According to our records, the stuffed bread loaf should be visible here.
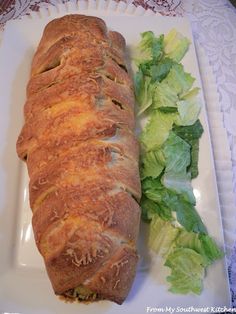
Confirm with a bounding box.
[16,14,141,304]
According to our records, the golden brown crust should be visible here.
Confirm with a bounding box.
[16,14,141,305]
[85,246,139,305]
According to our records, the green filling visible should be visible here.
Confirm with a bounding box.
[64,285,98,301]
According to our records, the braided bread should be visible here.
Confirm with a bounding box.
[16,14,141,304]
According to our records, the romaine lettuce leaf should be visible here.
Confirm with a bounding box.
[134,71,155,115]
[198,233,224,264]
[164,29,190,63]
[153,82,179,109]
[141,177,178,205]
[172,120,204,178]
[150,57,174,83]
[188,139,200,178]
[181,86,200,100]
[176,93,202,126]
[164,234,223,294]
[163,131,190,173]
[135,32,153,64]
[172,119,204,142]
[136,31,164,65]
[152,64,195,111]
[161,132,195,203]
[140,111,178,151]
[162,171,195,204]
[134,28,223,296]
[149,214,179,256]
[148,214,222,266]
[142,177,206,233]
[162,63,195,96]
[137,58,174,84]
[151,34,165,63]
[176,231,224,266]
[141,149,165,179]
[141,196,172,222]
[174,198,207,234]
[148,215,223,294]
[165,248,205,294]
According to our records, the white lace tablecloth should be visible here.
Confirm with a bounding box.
[1,0,236,308]
[186,0,236,307]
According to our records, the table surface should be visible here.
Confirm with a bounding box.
[1,0,236,308]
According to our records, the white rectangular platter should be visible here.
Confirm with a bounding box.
[0,4,231,314]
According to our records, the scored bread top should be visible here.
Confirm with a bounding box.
[16,14,141,304]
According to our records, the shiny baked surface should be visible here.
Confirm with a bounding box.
[16,14,141,304]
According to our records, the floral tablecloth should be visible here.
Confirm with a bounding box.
[1,0,236,308]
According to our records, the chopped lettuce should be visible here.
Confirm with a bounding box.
[142,177,206,233]
[134,31,192,115]
[139,31,156,51]
[148,215,223,294]
[142,177,178,205]
[141,149,165,179]
[164,29,190,63]
[188,139,200,178]
[164,232,224,294]
[140,196,172,222]
[150,58,174,83]
[137,58,174,83]
[181,86,200,100]
[134,71,155,115]
[163,132,190,173]
[174,198,207,234]
[153,82,179,109]
[137,29,190,65]
[172,120,204,178]
[140,111,178,151]
[161,132,195,204]
[162,63,195,96]
[134,28,223,296]
[165,248,205,294]
[135,32,152,64]
[149,214,179,256]
[173,119,204,142]
[176,92,202,126]
[151,34,164,62]
[176,231,224,266]
[152,64,195,110]
[162,171,195,204]
[136,31,164,65]
[148,215,222,265]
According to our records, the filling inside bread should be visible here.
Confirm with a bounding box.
[63,285,99,302]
